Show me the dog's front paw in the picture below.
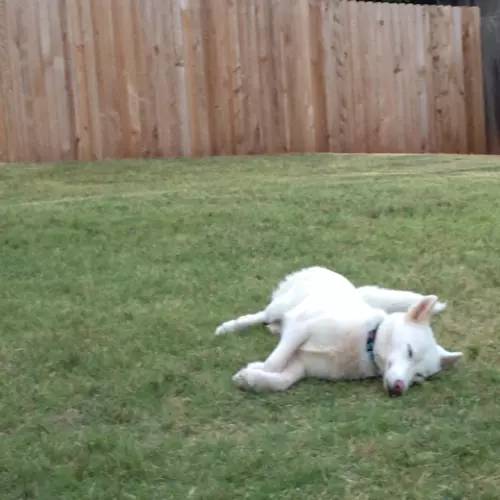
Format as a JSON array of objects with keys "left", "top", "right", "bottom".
[
  {"left": 232, "top": 367, "right": 253, "bottom": 390},
  {"left": 215, "top": 321, "right": 231, "bottom": 335},
  {"left": 432, "top": 301, "right": 447, "bottom": 315},
  {"left": 232, "top": 366, "right": 263, "bottom": 391}
]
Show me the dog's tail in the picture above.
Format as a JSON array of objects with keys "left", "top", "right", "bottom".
[
  {"left": 215, "top": 310, "right": 268, "bottom": 335},
  {"left": 357, "top": 286, "right": 447, "bottom": 315}
]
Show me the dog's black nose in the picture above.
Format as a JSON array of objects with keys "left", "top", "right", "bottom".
[{"left": 388, "top": 379, "right": 405, "bottom": 397}]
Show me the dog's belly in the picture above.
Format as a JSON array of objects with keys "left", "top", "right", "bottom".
[{"left": 298, "top": 338, "right": 376, "bottom": 381}]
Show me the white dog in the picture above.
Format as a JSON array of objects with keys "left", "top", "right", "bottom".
[{"left": 215, "top": 267, "right": 463, "bottom": 397}]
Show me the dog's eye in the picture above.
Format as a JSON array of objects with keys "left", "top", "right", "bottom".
[
  {"left": 415, "top": 372, "right": 424, "bottom": 379},
  {"left": 407, "top": 345, "right": 413, "bottom": 359}
]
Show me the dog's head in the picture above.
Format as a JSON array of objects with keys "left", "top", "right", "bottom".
[{"left": 375, "top": 295, "right": 462, "bottom": 397}]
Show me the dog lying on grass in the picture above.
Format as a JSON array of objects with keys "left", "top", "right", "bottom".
[{"left": 215, "top": 266, "right": 462, "bottom": 397}]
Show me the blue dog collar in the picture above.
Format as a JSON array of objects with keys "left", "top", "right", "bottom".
[{"left": 366, "top": 326, "right": 379, "bottom": 365}]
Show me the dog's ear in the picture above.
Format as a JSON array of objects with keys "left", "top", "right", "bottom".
[
  {"left": 437, "top": 345, "right": 463, "bottom": 370},
  {"left": 406, "top": 295, "right": 438, "bottom": 324}
]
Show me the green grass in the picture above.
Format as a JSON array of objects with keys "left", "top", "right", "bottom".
[{"left": 2, "top": 153, "right": 500, "bottom": 500}]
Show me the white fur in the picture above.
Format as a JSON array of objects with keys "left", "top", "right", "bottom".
[{"left": 215, "top": 266, "right": 462, "bottom": 396}]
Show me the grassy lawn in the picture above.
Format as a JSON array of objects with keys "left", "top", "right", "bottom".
[{"left": 2, "top": 153, "right": 500, "bottom": 499}]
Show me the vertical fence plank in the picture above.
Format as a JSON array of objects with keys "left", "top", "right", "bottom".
[
  {"left": 376, "top": 3, "right": 393, "bottom": 153},
  {"left": 37, "top": 0, "right": 73, "bottom": 161},
  {"left": 272, "top": 0, "right": 291, "bottom": 152},
  {"left": 391, "top": 4, "right": 406, "bottom": 153},
  {"left": 248, "top": 0, "right": 264, "bottom": 154},
  {"left": 431, "top": 6, "right": 452, "bottom": 153},
  {"left": 113, "top": 0, "right": 141, "bottom": 158},
  {"left": 297, "top": 0, "right": 315, "bottom": 153},
  {"left": 17, "top": 2, "right": 39, "bottom": 161},
  {"left": 343, "top": 0, "right": 356, "bottom": 152},
  {"left": 6, "top": 1, "right": 29, "bottom": 161},
  {"left": 397, "top": 3, "right": 410, "bottom": 152},
  {"left": 289, "top": 1, "right": 305, "bottom": 152},
  {"left": 447, "top": 6, "right": 460, "bottom": 153},
  {"left": 173, "top": 0, "right": 192, "bottom": 156},
  {"left": 421, "top": 5, "right": 436, "bottom": 153},
  {"left": 415, "top": 5, "right": 427, "bottom": 152},
  {"left": 429, "top": 6, "right": 441, "bottom": 153},
  {"left": 470, "top": 7, "right": 486, "bottom": 154},
  {"left": 90, "top": 0, "right": 119, "bottom": 159},
  {"left": 0, "top": 0, "right": 11, "bottom": 161},
  {"left": 155, "top": 0, "right": 177, "bottom": 157},
  {"left": 140, "top": 0, "right": 161, "bottom": 157},
  {"left": 194, "top": 0, "right": 212, "bottom": 156},
  {"left": 233, "top": 0, "right": 249, "bottom": 155},
  {"left": 358, "top": 2, "right": 370, "bottom": 153},
  {"left": 282, "top": 1, "right": 298, "bottom": 152},
  {"left": 64, "top": 0, "right": 91, "bottom": 161},
  {"left": 80, "top": 0, "right": 103, "bottom": 160},
  {"left": 363, "top": 1, "right": 377, "bottom": 153},
  {"left": 322, "top": 0, "right": 338, "bottom": 152},
  {"left": 373, "top": 2, "right": 385, "bottom": 153},
  {"left": 347, "top": 0, "right": 366, "bottom": 152},
  {"left": 212, "top": 0, "right": 233, "bottom": 155},
  {"left": 180, "top": 0, "right": 199, "bottom": 156},
  {"left": 39, "top": 0, "right": 59, "bottom": 160},
  {"left": 256, "top": 0, "right": 278, "bottom": 153},
  {"left": 404, "top": 5, "right": 418, "bottom": 153},
  {"left": 451, "top": 7, "right": 468, "bottom": 154},
  {"left": 308, "top": 0, "right": 328, "bottom": 153},
  {"left": 201, "top": 0, "right": 219, "bottom": 156},
  {"left": 203, "top": 0, "right": 224, "bottom": 155},
  {"left": 227, "top": 0, "right": 244, "bottom": 155},
  {"left": 412, "top": 5, "right": 424, "bottom": 153},
  {"left": 48, "top": 0, "right": 73, "bottom": 160},
  {"left": 338, "top": 0, "right": 351, "bottom": 153},
  {"left": 441, "top": 5, "right": 457, "bottom": 153},
  {"left": 462, "top": 6, "right": 486, "bottom": 154},
  {"left": 359, "top": 2, "right": 375, "bottom": 153},
  {"left": 129, "top": 1, "right": 150, "bottom": 158},
  {"left": 267, "top": 0, "right": 285, "bottom": 154},
  {"left": 138, "top": 0, "right": 159, "bottom": 157}
]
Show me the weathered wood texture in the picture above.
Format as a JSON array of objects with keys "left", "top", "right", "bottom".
[{"left": 0, "top": 0, "right": 487, "bottom": 162}]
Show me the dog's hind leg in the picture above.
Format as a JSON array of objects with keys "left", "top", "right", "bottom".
[
  {"left": 215, "top": 310, "right": 268, "bottom": 335},
  {"left": 233, "top": 358, "right": 306, "bottom": 392},
  {"left": 215, "top": 285, "right": 302, "bottom": 336},
  {"left": 357, "top": 286, "right": 447, "bottom": 315},
  {"left": 261, "top": 317, "right": 310, "bottom": 373}
]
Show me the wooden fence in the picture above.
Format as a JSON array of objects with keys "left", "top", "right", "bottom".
[{"left": 0, "top": 0, "right": 487, "bottom": 163}]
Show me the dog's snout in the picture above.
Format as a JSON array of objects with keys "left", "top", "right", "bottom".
[{"left": 388, "top": 379, "right": 405, "bottom": 397}]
